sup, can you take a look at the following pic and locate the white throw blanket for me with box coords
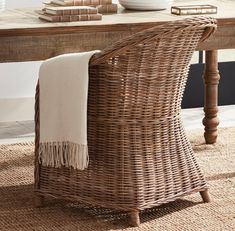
[39,51,99,170]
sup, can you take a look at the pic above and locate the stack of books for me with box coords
[38,0,118,22]
[38,5,102,22]
[43,0,118,15]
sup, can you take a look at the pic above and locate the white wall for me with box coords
[0,0,43,122]
[6,0,42,8]
[0,61,41,122]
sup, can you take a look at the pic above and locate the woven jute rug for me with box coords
[0,128,235,231]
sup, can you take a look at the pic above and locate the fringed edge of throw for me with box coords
[39,142,89,170]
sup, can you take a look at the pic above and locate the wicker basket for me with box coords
[34,16,217,227]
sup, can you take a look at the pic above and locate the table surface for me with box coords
[0,0,234,36]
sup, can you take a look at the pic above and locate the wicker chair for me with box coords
[34,16,217,226]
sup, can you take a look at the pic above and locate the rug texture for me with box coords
[0,128,235,231]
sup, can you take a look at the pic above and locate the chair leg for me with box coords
[34,195,44,208]
[129,210,140,227]
[200,189,211,203]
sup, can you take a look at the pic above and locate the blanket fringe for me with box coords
[39,142,89,170]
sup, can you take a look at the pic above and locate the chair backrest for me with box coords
[88,17,216,121]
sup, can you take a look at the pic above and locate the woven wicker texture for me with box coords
[1,128,235,230]
[34,17,217,224]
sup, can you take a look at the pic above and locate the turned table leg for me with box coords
[202,50,220,144]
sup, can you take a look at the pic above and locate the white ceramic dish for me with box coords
[119,0,173,10]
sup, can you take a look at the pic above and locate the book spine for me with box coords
[171,7,217,15]
[41,13,102,22]
[96,4,118,14]
[57,0,112,6]
[47,8,98,15]
[181,8,217,15]
[78,13,102,21]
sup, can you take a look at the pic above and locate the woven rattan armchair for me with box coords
[34,16,217,226]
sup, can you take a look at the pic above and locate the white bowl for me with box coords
[119,0,173,10]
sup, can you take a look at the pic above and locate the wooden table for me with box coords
[0,0,235,144]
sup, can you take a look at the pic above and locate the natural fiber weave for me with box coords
[34,17,217,224]
[0,128,235,230]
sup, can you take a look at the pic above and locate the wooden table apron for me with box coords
[0,11,235,144]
